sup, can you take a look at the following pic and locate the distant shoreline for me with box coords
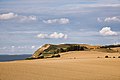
[0,54,32,62]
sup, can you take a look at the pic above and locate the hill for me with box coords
[26,44,120,59]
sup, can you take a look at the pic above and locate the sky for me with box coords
[0,0,120,54]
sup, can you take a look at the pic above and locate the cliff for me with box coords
[26,44,120,60]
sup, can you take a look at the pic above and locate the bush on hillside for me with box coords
[113,56,115,58]
[52,54,60,58]
[97,56,100,58]
[105,55,109,58]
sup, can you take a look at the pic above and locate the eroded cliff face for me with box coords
[32,44,51,58]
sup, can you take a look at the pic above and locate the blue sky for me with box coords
[0,0,120,54]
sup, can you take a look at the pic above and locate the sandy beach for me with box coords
[1,0,120,80]
[0,51,120,80]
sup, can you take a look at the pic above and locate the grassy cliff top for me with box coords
[26,44,120,60]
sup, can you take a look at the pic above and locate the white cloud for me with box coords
[18,46,27,49]
[97,17,102,22]
[64,4,120,9]
[37,32,67,39]
[43,18,70,24]
[89,4,120,8]
[97,16,120,23]
[104,16,120,22]
[11,46,15,48]
[37,34,48,38]
[49,32,67,39]
[31,46,35,49]
[20,16,37,22]
[60,43,65,44]
[0,12,37,22]
[99,27,118,36]
[0,12,17,20]
[113,42,120,45]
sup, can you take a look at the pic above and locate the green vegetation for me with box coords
[113,56,115,58]
[25,57,37,60]
[105,55,109,58]
[97,56,100,58]
[100,44,120,48]
[26,44,120,60]
[28,44,88,59]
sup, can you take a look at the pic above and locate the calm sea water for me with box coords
[0,54,32,62]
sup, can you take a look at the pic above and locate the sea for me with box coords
[0,54,32,62]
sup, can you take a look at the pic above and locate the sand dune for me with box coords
[0,51,120,80]
[61,51,120,59]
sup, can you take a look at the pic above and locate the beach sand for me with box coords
[0,51,120,80]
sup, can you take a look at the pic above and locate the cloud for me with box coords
[97,17,102,22]
[99,27,118,36]
[43,18,70,24]
[63,3,120,9]
[37,32,67,39]
[37,34,48,39]
[113,42,120,45]
[89,4,120,7]
[0,12,37,22]
[97,16,120,22]
[19,16,37,22]
[49,32,67,39]
[0,12,17,20]
[31,46,35,49]
[11,46,15,48]
[104,16,120,22]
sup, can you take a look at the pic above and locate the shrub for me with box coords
[105,55,109,58]
[38,54,44,58]
[52,54,60,57]
[97,56,100,58]
[113,56,115,58]
[74,57,76,59]
[25,57,37,60]
[38,56,44,59]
